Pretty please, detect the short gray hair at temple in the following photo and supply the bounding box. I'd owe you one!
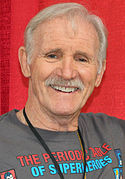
[24,2,108,73]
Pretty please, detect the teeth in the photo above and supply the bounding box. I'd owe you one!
[51,85,78,93]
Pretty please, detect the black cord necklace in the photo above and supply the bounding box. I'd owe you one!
[23,107,86,178]
[77,127,86,178]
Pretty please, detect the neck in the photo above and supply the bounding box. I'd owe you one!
[17,100,80,132]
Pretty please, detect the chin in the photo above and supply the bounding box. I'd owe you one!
[51,106,80,117]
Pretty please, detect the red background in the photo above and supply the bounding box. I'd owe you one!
[0,0,125,119]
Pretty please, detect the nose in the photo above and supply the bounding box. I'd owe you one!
[56,57,78,80]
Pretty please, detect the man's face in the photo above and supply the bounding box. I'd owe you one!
[25,16,104,116]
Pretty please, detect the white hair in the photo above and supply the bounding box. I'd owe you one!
[24,3,108,73]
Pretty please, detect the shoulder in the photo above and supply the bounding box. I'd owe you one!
[79,112,125,126]
[79,112,124,121]
[78,112,125,135]
[0,109,19,124]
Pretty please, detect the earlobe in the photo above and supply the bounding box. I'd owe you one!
[18,46,31,78]
[95,60,106,87]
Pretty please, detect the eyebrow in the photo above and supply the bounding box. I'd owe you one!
[74,51,94,60]
[45,48,62,54]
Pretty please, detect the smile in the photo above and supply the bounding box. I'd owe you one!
[50,85,79,93]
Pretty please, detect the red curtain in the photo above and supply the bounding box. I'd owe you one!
[0,0,125,119]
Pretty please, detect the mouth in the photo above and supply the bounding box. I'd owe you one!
[50,85,79,93]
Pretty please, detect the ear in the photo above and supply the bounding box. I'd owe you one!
[18,46,31,78]
[95,60,106,87]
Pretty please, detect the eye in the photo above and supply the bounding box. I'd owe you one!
[77,57,88,62]
[44,50,63,63]
[47,53,57,59]
[75,55,88,63]
[43,52,60,63]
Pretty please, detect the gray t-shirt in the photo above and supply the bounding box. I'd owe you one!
[0,109,125,178]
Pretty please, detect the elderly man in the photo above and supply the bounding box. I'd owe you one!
[0,2,125,179]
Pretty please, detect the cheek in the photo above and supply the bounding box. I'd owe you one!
[80,68,97,86]
[32,60,57,81]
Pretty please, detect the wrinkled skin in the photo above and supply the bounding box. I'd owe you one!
[18,15,105,131]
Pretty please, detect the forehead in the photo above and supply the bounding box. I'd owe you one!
[33,15,99,54]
